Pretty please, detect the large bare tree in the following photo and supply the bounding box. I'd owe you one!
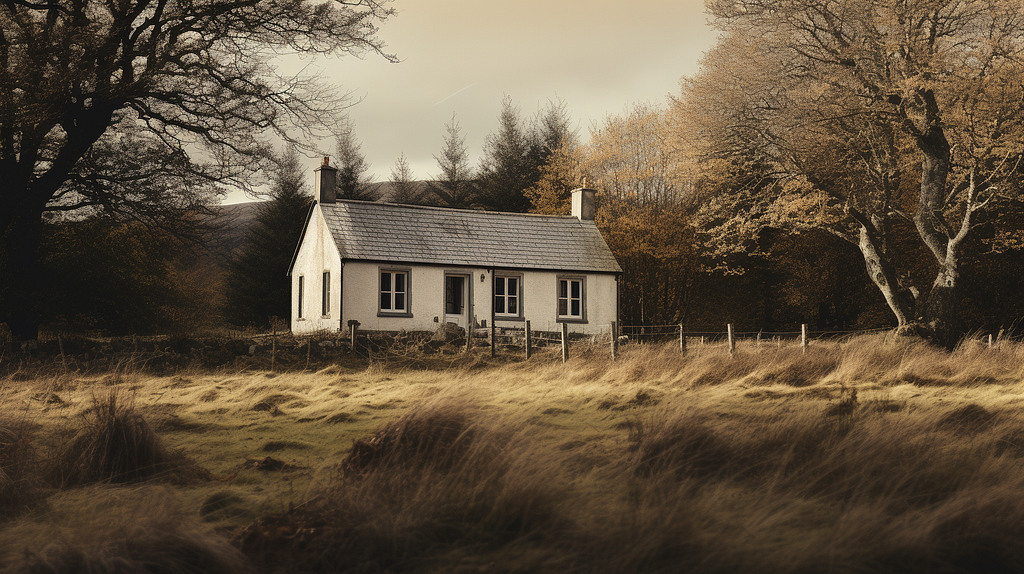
[681,0,1024,347]
[0,0,394,339]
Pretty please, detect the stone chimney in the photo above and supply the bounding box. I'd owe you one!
[571,188,596,221]
[315,156,337,204]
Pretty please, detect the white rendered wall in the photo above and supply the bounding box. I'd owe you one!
[291,205,342,334]
[340,263,617,336]
[341,262,470,332]
[492,270,617,335]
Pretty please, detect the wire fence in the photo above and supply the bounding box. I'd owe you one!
[479,321,1018,362]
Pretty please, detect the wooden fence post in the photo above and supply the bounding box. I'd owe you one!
[727,324,735,355]
[466,316,473,353]
[561,322,568,363]
[611,321,618,361]
[756,330,762,348]
[801,324,808,353]
[490,320,496,358]
[525,320,532,359]
[350,322,357,352]
[679,324,686,353]
[988,333,993,349]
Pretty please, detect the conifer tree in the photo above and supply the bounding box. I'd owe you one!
[477,96,536,212]
[389,153,425,204]
[224,148,313,327]
[335,118,377,201]
[428,113,477,208]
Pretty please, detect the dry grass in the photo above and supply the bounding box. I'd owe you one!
[1,333,1024,572]
[0,486,249,574]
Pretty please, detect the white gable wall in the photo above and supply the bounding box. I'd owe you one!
[291,205,342,334]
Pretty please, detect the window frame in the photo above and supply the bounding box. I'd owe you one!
[556,275,587,323]
[321,270,331,318]
[493,273,524,321]
[378,267,413,317]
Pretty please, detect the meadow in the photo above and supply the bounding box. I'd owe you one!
[1,334,1023,573]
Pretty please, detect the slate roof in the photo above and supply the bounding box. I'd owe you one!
[319,200,622,274]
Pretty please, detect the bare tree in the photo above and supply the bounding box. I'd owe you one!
[0,0,395,339]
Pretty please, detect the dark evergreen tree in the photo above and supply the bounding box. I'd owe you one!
[37,217,184,335]
[428,113,477,208]
[336,119,377,201]
[533,98,576,167]
[389,153,426,204]
[224,148,313,327]
[476,96,537,213]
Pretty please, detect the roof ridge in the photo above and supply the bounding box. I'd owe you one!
[327,199,579,220]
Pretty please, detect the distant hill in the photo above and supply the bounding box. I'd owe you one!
[206,181,439,262]
[367,180,436,204]
[204,201,266,265]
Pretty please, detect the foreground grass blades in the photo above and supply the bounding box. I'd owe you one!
[0,334,1023,572]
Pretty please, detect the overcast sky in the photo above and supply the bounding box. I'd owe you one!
[227,0,717,202]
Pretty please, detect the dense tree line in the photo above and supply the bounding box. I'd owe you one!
[7,0,1024,343]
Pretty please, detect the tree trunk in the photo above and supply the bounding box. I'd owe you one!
[913,114,962,349]
[0,208,47,341]
[856,223,915,328]
[921,264,961,350]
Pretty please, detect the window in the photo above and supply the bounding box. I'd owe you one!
[297,276,304,319]
[322,271,331,316]
[557,277,584,321]
[494,275,521,318]
[379,269,409,314]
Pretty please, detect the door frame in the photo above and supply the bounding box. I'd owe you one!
[443,271,473,328]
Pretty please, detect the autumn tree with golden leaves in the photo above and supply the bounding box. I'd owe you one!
[680,0,1024,347]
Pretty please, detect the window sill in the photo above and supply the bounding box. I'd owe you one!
[494,316,525,322]
[556,317,588,324]
[378,311,413,318]
[321,315,331,319]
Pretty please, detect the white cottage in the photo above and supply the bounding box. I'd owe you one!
[288,159,622,336]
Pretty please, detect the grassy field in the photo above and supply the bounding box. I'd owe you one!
[1,334,1023,573]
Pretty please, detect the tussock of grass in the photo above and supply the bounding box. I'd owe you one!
[48,391,204,487]
[0,417,41,519]
[0,487,250,574]
[342,398,477,475]
[242,398,570,573]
